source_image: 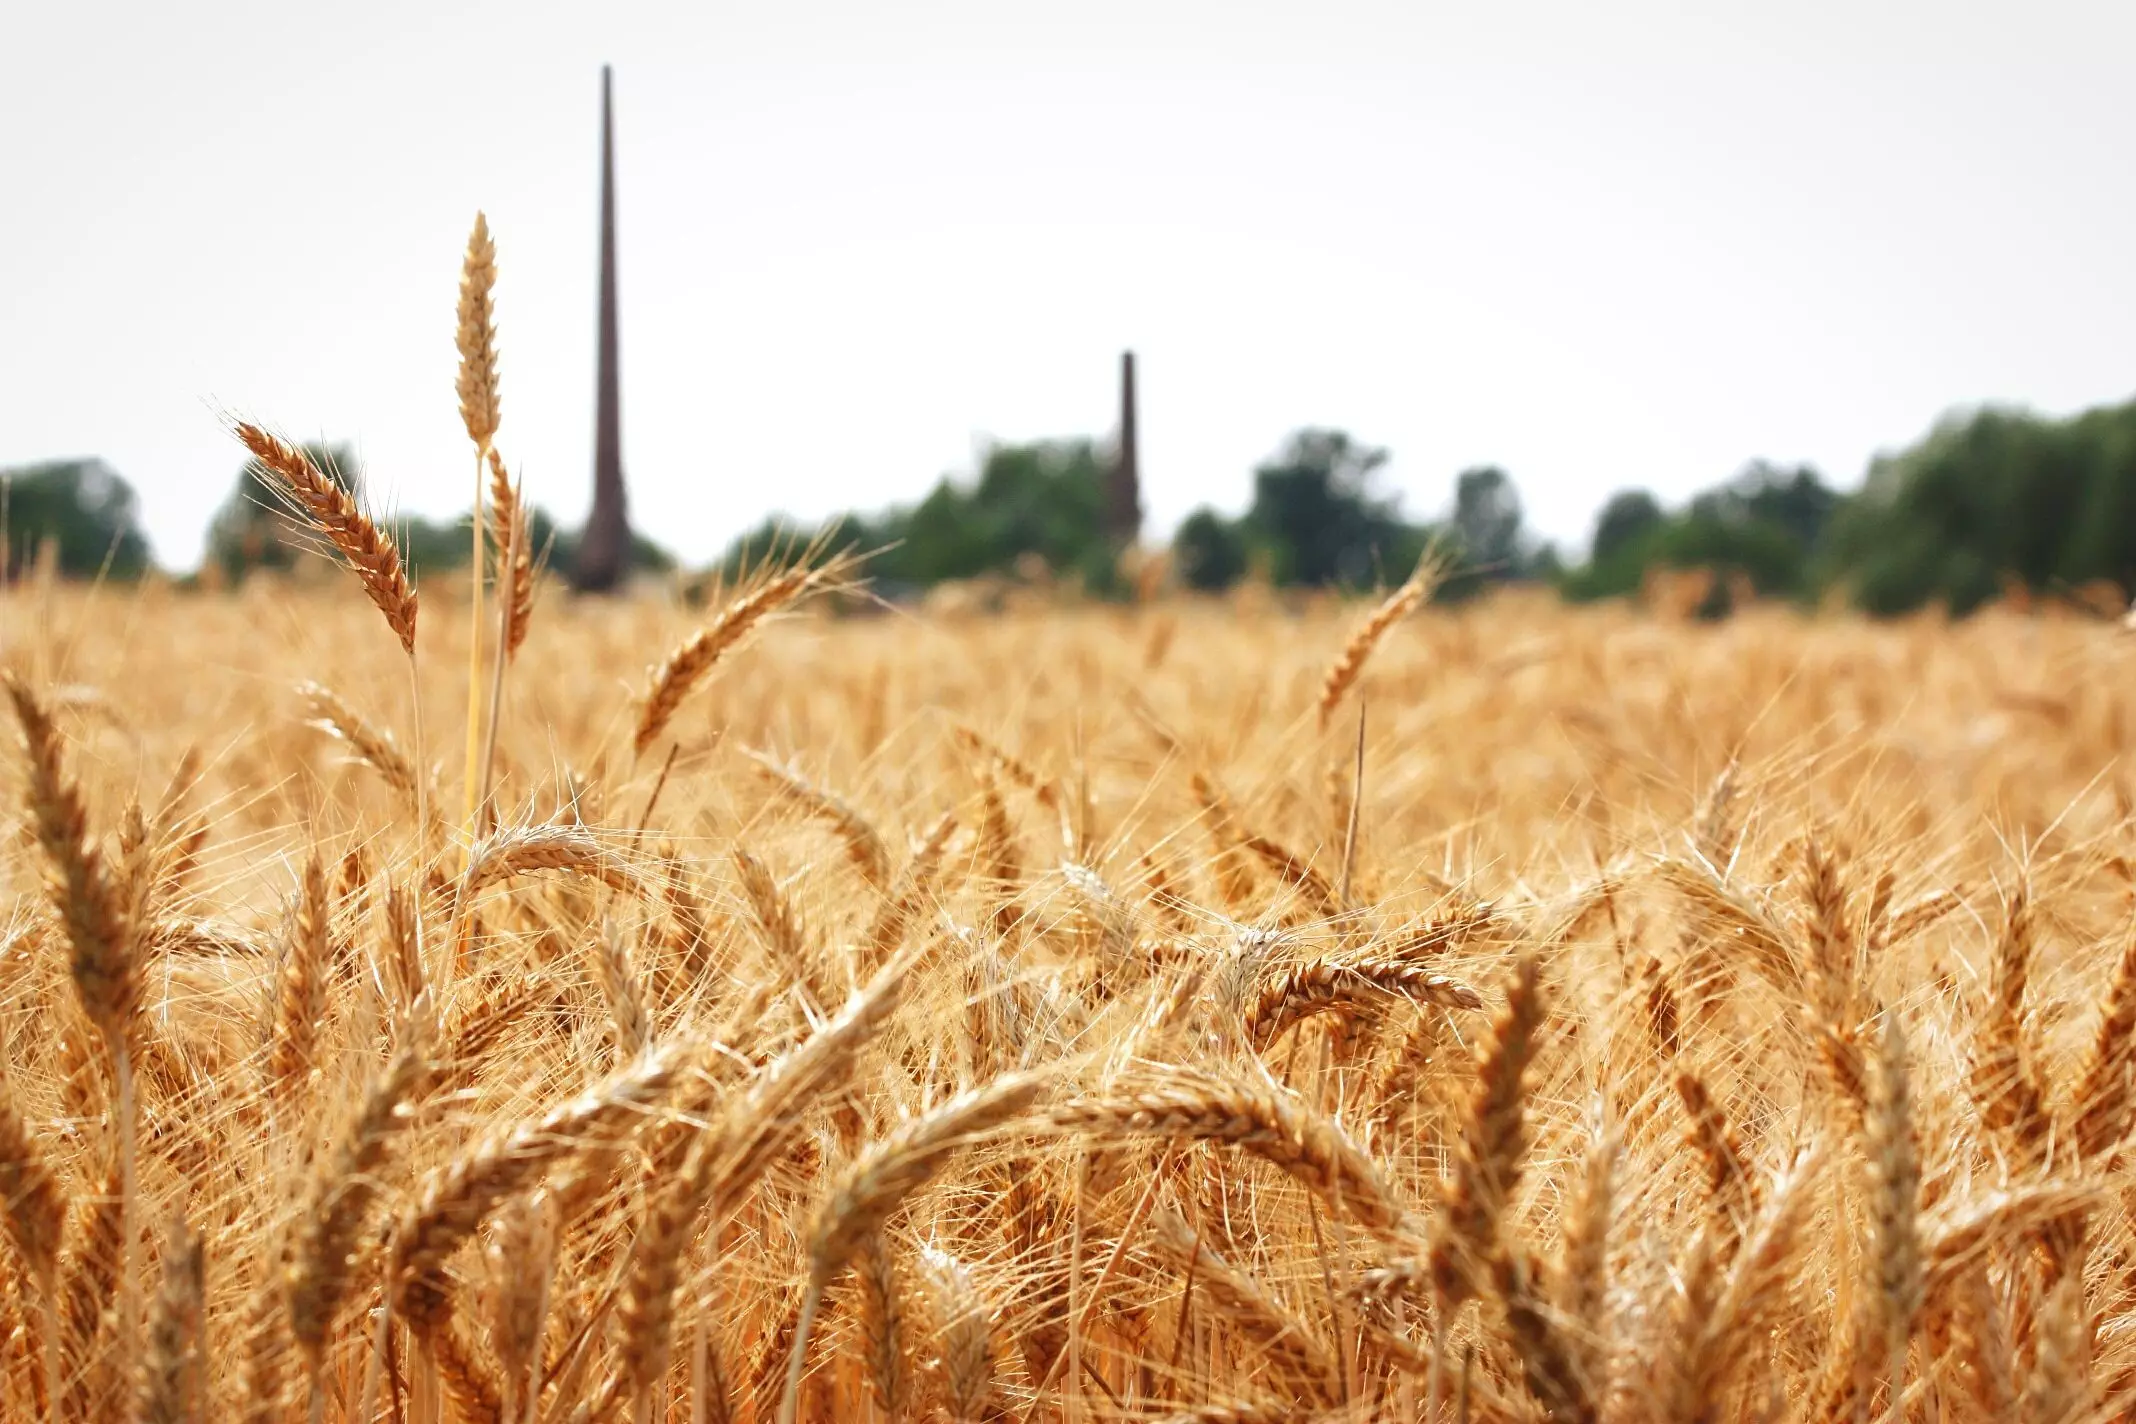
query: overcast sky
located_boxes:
[5,0,2133,571]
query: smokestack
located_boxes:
[575,63,632,593]
[1105,349,1142,545]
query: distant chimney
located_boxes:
[1105,350,1142,545]
[575,64,632,593]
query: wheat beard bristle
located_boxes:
[231,422,419,654]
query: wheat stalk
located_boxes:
[456,211,501,856]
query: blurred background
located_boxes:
[4,0,2135,615]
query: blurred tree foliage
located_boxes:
[1824,401,2136,614]
[1561,461,1843,605]
[0,459,152,579]
[1176,430,1435,592]
[30,391,2136,619]
[1559,398,2136,615]
[718,439,1120,596]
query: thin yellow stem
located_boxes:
[113,1036,138,1370]
[39,1289,56,1424]
[408,650,429,857]
[462,448,485,863]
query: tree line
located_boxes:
[10,392,2136,615]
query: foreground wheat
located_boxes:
[10,571,2133,1424]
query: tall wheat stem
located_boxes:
[463,449,485,855]
[408,651,429,855]
[113,1035,139,1372]
[775,1283,824,1424]
[40,1290,57,1424]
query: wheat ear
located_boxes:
[618,943,922,1413]
[390,1038,688,1326]
[485,447,533,661]
[296,680,430,820]
[780,1074,1046,1424]
[232,423,418,654]
[2074,912,2136,1159]
[1317,557,1439,727]
[1553,1107,1615,1351]
[864,811,956,972]
[853,1234,910,1420]
[1430,952,1544,1309]
[1244,957,1482,1050]
[593,915,653,1061]
[8,671,144,1369]
[7,672,136,1035]
[134,1216,203,1424]
[476,445,530,834]
[267,852,330,1115]
[484,1192,555,1424]
[1049,1067,1414,1236]
[918,1248,997,1424]
[287,1005,430,1370]
[1969,885,2051,1170]
[456,211,501,451]
[746,747,890,888]
[634,566,817,755]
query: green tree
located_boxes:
[1450,467,1523,571]
[1439,465,1532,599]
[1827,401,2136,614]
[1690,461,1839,555]
[1563,463,1844,605]
[1590,489,1664,563]
[1241,429,1427,588]
[714,439,1116,594]
[0,459,152,579]
[1174,508,1249,591]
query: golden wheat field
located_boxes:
[8,559,2136,1424]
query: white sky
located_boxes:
[5,0,2133,571]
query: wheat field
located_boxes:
[6,558,2136,1424]
[8,210,2136,1424]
